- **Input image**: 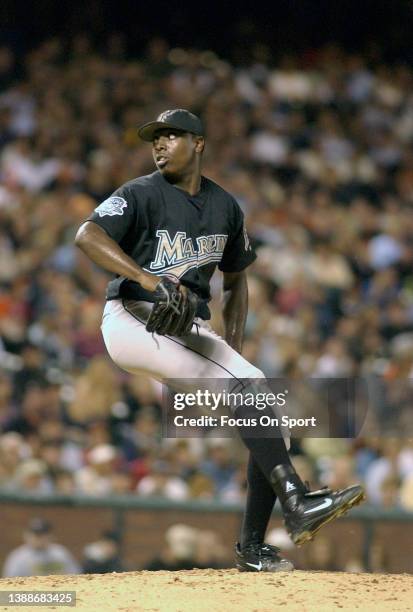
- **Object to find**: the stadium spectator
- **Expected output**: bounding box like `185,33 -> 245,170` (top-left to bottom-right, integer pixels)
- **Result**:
136,460 -> 189,501
0,432 -> 30,486
200,440 -> 238,497
193,530 -> 230,569
12,459 -> 53,494
67,356 -> 121,424
0,374 -> 18,432
2,518 -> 80,577
118,406 -> 161,461
75,444 -> 120,496
53,469 -> 77,495
82,530 -> 123,574
364,438 -> 412,505
400,473 -> 413,510
144,524 -> 199,571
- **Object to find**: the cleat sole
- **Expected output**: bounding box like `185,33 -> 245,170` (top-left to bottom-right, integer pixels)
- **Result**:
289,490 -> 366,546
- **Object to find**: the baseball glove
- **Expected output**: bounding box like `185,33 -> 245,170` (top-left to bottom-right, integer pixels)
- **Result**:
146,276 -> 198,337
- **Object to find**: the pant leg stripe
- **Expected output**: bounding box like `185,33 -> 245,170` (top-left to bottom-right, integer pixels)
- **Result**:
121,299 -> 245,384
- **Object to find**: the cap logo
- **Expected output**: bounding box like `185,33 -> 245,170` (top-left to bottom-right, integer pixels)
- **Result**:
138,109 -> 203,141
159,110 -> 175,122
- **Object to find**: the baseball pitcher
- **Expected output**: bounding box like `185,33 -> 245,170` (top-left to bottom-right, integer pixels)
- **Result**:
75,109 -> 365,572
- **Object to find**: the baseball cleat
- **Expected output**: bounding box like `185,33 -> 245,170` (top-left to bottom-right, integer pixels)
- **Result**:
271,464 -> 365,546
235,542 -> 294,572
282,484 -> 365,545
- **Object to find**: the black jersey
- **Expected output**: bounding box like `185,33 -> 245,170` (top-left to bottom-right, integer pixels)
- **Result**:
86,170 -> 256,319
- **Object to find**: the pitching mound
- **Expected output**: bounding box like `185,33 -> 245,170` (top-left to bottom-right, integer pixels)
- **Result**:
1,569 -> 412,611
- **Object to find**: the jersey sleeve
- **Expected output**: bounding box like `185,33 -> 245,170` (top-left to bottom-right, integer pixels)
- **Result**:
86,184 -> 137,244
218,199 -> 256,273
2,549 -> 29,577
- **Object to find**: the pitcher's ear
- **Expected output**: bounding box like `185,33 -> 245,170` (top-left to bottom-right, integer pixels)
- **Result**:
194,136 -> 205,154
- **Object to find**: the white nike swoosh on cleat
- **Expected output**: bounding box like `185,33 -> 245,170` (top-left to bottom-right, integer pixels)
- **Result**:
303,498 -> 333,514
246,561 -> 263,570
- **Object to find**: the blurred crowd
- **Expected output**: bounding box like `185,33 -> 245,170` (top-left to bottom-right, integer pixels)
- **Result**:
1,517 -> 229,576
0,34 -> 413,520
1,516 -> 390,576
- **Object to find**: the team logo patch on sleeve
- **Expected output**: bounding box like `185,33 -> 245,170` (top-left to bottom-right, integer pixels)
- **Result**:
95,196 -> 127,217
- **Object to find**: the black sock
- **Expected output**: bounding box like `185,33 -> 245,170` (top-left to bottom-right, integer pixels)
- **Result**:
240,454 -> 277,549
241,434 -> 292,481
235,402 -> 292,481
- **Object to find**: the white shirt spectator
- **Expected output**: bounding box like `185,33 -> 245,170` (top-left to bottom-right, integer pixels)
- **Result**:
1,144 -> 60,193
269,70 -> 312,101
364,457 -> 392,505
137,475 -> 189,501
250,131 -> 289,165
368,234 -> 402,270
3,543 -> 80,577
308,251 -> 354,289
75,444 -> 118,496
75,466 -> 114,496
0,86 -> 36,136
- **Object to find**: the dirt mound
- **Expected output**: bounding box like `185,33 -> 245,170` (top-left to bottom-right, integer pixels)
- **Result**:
1,569 -> 412,611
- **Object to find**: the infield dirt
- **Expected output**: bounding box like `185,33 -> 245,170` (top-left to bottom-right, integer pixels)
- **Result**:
1,569 -> 412,611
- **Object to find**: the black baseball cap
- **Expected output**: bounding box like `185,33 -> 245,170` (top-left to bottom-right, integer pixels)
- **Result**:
138,109 -> 204,142
27,517 -> 51,534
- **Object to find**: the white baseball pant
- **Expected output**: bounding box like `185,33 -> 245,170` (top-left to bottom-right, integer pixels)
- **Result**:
101,299 -> 265,386
101,299 -> 290,447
